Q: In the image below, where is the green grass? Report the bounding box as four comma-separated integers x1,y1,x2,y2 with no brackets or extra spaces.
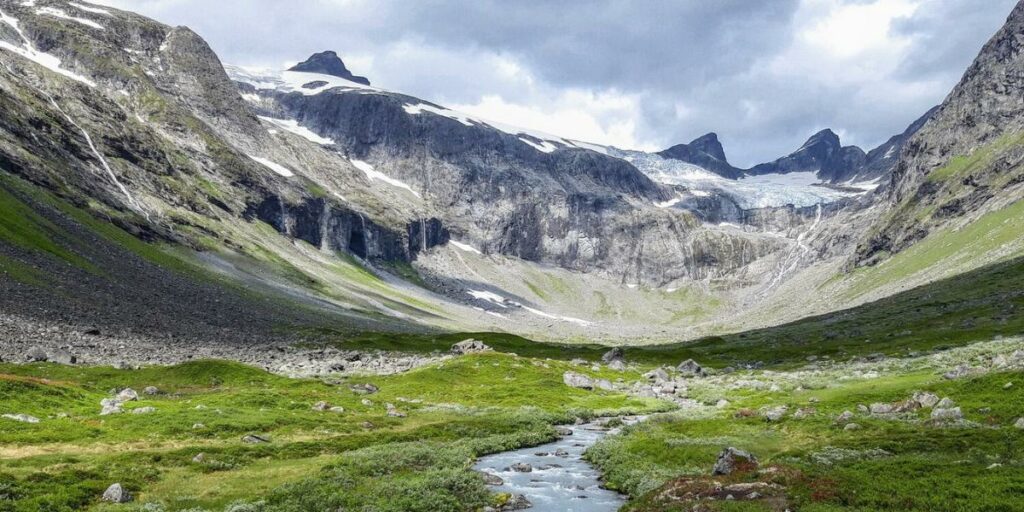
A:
0,355,666,511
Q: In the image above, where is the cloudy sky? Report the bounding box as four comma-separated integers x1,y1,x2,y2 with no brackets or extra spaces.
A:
97,0,1015,167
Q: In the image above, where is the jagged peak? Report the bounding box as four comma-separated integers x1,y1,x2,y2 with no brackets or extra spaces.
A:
288,50,370,86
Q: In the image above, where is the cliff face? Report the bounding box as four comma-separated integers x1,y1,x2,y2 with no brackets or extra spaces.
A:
857,1,1024,265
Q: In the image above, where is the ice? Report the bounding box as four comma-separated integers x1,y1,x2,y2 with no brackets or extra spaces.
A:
224,64,380,96
36,6,104,30
519,137,558,153
449,240,482,255
247,155,294,177
350,159,421,198
258,116,334,145
0,9,95,86
68,2,113,15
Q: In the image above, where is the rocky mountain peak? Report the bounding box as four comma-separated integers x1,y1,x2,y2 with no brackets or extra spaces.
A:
688,132,728,163
798,129,841,156
288,50,370,85
658,132,742,179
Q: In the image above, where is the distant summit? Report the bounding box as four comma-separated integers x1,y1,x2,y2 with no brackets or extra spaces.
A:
658,132,743,179
288,51,370,86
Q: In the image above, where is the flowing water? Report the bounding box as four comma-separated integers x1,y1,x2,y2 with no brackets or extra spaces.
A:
473,418,639,511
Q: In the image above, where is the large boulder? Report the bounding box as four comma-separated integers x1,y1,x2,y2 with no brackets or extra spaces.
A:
712,447,758,475
563,371,595,390
911,391,940,408
116,389,139,402
505,494,532,510
48,349,76,365
24,346,48,362
451,339,491,355
677,359,705,377
601,347,625,363
931,407,963,422
102,483,131,503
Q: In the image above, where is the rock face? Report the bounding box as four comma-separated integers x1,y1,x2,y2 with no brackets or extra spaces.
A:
288,51,370,86
659,133,743,179
712,447,758,475
857,2,1024,266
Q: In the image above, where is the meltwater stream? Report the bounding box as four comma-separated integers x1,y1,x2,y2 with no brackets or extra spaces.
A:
473,418,639,511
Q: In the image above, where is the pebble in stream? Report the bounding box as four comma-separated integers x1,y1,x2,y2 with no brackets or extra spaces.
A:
473,420,636,512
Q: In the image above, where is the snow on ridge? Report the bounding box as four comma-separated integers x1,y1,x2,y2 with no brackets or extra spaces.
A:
36,6,104,29
224,64,380,96
0,9,95,86
248,155,294,177
449,240,483,255
258,116,334,145
402,103,474,126
466,289,593,326
68,2,113,16
468,290,507,307
350,159,421,198
518,137,557,153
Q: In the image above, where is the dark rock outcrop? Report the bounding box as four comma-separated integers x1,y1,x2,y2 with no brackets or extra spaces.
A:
288,51,370,86
659,133,743,179
747,129,866,182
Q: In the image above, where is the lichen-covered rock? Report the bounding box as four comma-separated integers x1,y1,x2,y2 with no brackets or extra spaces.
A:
712,447,758,475
563,371,595,390
102,483,131,503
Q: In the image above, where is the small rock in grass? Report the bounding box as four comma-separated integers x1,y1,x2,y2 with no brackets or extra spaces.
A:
843,423,862,431
607,360,626,371
192,423,205,429
117,388,139,402
132,407,156,415
241,434,270,444
192,453,205,463
716,399,730,408
763,406,787,422
102,483,131,503
361,421,374,429
936,397,955,409
1013,417,1024,429
311,401,330,411
2,413,39,424
350,383,379,395
329,406,345,413
601,347,625,363
943,365,973,380
563,371,595,390
911,391,940,408
712,447,758,475
856,404,869,414
835,410,855,424
1004,382,1014,390
510,462,532,472
869,403,894,415
450,339,491,355
930,407,963,421
677,359,705,377
361,399,373,406
143,386,160,396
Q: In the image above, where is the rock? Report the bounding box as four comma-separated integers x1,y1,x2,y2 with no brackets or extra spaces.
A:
596,379,615,391
387,409,407,418
311,401,330,411
116,388,139,402
505,494,532,510
132,407,156,415
350,383,379,395
48,349,76,365
843,423,862,431
931,407,963,421
450,339,491,355
2,413,40,423
554,449,568,457
481,472,503,485
793,407,815,419
763,406,787,422
607,359,626,371
601,347,625,363
677,359,705,377
555,426,573,436
24,346,48,362
143,386,160,396
510,462,532,472
100,398,123,416
712,447,758,475
716,399,730,408
192,423,205,429
102,483,131,503
192,453,205,463
943,365,973,380
241,434,270,444
836,410,855,424
329,406,345,413
644,368,670,382
563,371,595,390
1014,417,1024,429
911,391,940,408
1004,382,1014,390
856,404,869,414
361,398,373,406
869,403,894,415
936,397,956,409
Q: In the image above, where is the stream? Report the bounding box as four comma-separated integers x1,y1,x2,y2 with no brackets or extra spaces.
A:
473,417,639,511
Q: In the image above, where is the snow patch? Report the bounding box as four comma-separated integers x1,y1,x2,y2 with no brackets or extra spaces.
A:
518,137,557,153
449,240,482,255
240,93,261,103
36,6,104,29
258,116,334,145
0,9,95,86
468,290,507,307
248,155,294,177
520,305,592,326
224,65,379,96
402,103,474,126
350,159,421,198
68,2,113,15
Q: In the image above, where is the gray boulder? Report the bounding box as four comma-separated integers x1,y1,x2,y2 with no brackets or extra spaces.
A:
143,386,160,396
116,388,139,402
102,483,131,503
451,339,491,355
506,494,532,510
2,413,40,424
24,346,47,362
931,407,963,421
563,371,595,390
601,347,625,363
350,383,379,395
763,406,787,422
480,472,504,485
132,407,156,415
1014,417,1024,429
607,359,627,371
911,391,940,408
869,403,894,415
510,462,532,472
241,434,270,444
712,447,758,475
48,349,76,365
677,359,705,377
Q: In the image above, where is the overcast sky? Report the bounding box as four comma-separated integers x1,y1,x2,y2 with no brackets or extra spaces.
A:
97,0,1016,167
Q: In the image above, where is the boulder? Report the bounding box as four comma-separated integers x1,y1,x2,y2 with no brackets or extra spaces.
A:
596,379,615,391
131,407,156,415
763,406,787,422
555,426,573,436
100,398,123,416
192,453,205,463
911,391,940,408
451,339,491,355
677,359,705,377
943,365,973,380
835,410,855,424
2,413,40,423
24,346,48,362
554,449,569,457
563,371,595,390
1014,417,1024,429
116,388,139,402
843,423,862,431
931,407,963,421
311,401,331,411
241,434,270,444
102,483,131,503
48,349,76,365
607,359,627,371
329,406,345,413
712,447,758,475
505,494,532,510
143,386,160,396
869,403,894,415
481,472,503,486
510,462,532,472
644,368,670,382
350,383,379,395
601,347,625,363
936,397,956,409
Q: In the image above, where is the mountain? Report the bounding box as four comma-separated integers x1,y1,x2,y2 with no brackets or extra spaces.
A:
287,50,371,85
856,1,1024,267
746,128,866,181
853,106,940,185
658,132,743,179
